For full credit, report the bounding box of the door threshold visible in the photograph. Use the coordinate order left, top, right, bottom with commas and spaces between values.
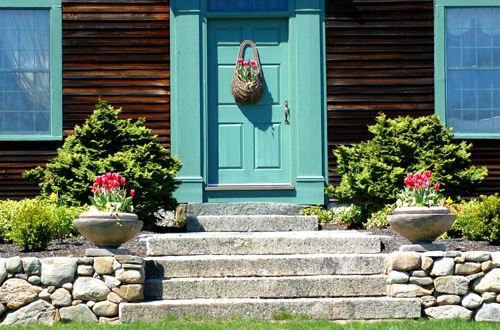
205, 184, 295, 191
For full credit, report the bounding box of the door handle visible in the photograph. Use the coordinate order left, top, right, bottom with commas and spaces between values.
284, 100, 290, 125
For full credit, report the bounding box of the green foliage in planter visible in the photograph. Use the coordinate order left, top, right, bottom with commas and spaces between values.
10, 199, 55, 251
326, 114, 487, 226
24, 100, 181, 228
447, 194, 500, 245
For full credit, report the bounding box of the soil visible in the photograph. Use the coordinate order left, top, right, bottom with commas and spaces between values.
0, 226, 497, 257
369, 227, 500, 253
321, 222, 499, 252
0, 232, 151, 258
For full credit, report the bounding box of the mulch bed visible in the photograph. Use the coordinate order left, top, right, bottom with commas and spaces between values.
0, 226, 497, 258
0, 232, 151, 258
368, 227, 500, 253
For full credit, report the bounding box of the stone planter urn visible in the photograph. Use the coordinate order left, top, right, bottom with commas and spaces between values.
387, 206, 456, 250
74, 211, 143, 249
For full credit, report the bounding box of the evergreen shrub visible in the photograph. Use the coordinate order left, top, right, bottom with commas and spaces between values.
326, 114, 488, 227
24, 100, 181, 228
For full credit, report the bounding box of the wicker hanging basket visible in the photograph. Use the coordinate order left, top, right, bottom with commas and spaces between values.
231, 40, 265, 104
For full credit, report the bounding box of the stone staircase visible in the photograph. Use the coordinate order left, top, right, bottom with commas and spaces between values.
120, 203, 421, 322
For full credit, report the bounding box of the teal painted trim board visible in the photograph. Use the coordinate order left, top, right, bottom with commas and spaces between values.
0, 0, 63, 141
434, 0, 500, 139
170, 0, 205, 202
0, 0, 60, 7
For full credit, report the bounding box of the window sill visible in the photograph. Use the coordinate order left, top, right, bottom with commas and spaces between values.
0, 135, 63, 141
452, 133, 500, 140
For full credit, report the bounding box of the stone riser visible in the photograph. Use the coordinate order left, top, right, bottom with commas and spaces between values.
119, 297, 421, 323
146, 231, 382, 256
187, 215, 318, 232
144, 275, 387, 300
187, 202, 305, 217
145, 254, 388, 278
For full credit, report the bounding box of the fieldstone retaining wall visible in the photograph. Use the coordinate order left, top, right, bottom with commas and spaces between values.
387, 251, 500, 322
0, 255, 144, 325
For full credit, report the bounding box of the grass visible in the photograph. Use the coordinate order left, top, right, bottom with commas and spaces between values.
3, 318, 500, 330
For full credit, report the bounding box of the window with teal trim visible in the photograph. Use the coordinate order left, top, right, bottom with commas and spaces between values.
445, 7, 500, 134
209, 0, 286, 11
0, 1, 61, 140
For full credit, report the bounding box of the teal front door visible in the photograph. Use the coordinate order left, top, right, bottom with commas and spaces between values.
207, 19, 291, 190
171, 1, 326, 204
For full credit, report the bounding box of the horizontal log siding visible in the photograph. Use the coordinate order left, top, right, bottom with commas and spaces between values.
0, 0, 170, 199
0, 0, 498, 200
326, 0, 499, 195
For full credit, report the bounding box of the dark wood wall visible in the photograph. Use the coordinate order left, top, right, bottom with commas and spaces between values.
0, 0, 497, 200
0, 0, 170, 199
326, 0, 499, 195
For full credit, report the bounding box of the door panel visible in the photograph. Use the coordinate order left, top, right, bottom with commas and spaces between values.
208, 19, 290, 185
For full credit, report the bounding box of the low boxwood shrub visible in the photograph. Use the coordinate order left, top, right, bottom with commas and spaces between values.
0, 200, 19, 243
326, 114, 488, 227
447, 194, 500, 245
0, 197, 86, 251
10, 199, 55, 251
24, 100, 182, 228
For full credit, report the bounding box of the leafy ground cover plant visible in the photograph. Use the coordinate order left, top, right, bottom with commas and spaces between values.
326, 114, 487, 227
301, 204, 364, 227
24, 100, 181, 228
447, 194, 500, 245
365, 204, 395, 229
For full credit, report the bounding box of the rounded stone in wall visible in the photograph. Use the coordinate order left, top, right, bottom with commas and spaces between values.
461, 292, 483, 309
93, 301, 118, 317
73, 277, 110, 302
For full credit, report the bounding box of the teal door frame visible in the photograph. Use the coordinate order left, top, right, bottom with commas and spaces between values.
171, 0, 327, 204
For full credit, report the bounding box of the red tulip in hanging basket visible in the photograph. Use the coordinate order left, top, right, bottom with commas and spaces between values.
231, 40, 265, 104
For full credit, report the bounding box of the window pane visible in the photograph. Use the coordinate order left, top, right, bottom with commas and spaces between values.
209, 0, 286, 11
445, 7, 500, 134
0, 9, 50, 135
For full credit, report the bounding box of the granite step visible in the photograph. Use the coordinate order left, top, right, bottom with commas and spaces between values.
187, 202, 305, 217
145, 254, 388, 278
146, 231, 385, 256
144, 275, 387, 300
120, 297, 421, 323
186, 215, 318, 232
